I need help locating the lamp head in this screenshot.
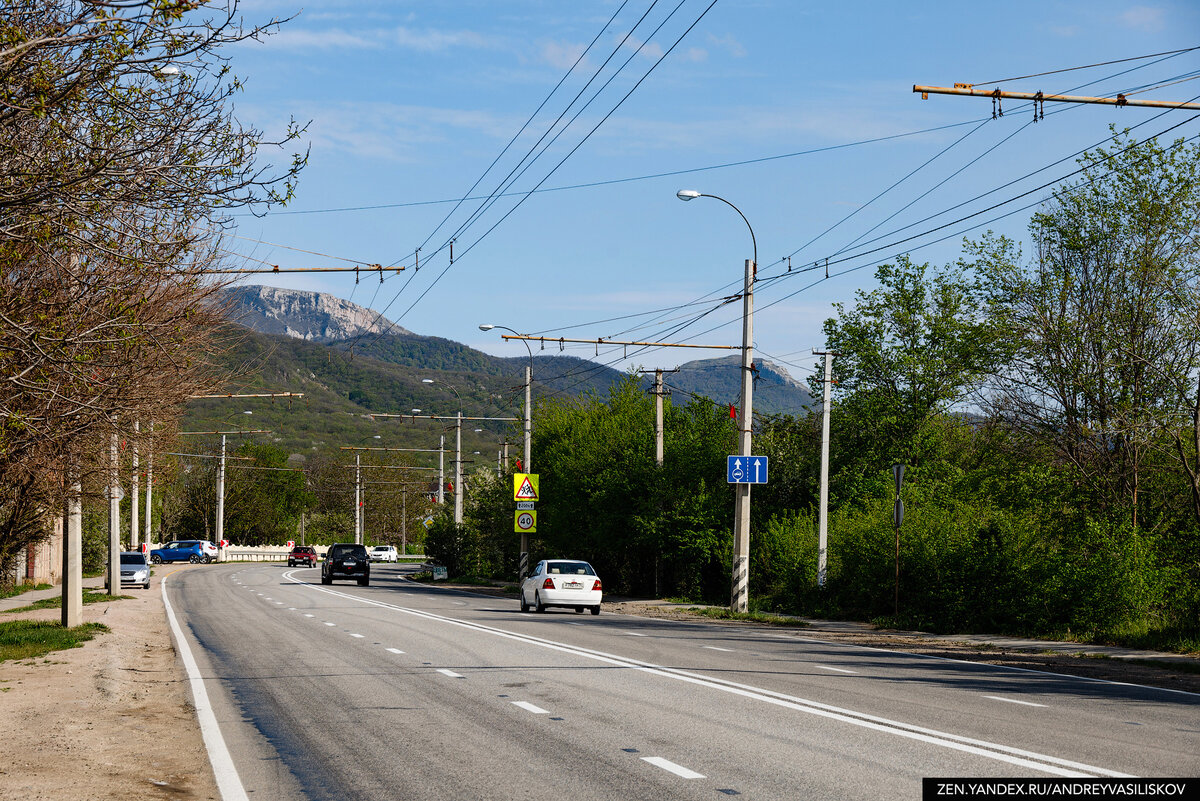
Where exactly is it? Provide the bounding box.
[676,189,701,201]
[478,324,495,331]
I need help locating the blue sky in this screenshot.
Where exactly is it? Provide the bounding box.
[224,0,1200,384]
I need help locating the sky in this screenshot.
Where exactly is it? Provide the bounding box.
[220,0,1200,386]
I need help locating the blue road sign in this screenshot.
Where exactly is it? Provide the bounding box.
[727,455,769,484]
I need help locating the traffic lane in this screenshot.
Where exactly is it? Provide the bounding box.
[276,577,1133,792]
[375,583,1199,778]
[175,565,775,800]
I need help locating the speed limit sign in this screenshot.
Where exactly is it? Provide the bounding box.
[514,510,537,533]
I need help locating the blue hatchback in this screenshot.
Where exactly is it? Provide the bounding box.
[150,540,213,564]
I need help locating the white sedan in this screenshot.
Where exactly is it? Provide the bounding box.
[369,545,398,562]
[520,559,602,615]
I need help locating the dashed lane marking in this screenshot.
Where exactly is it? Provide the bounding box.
[641,757,705,779]
[512,701,549,714]
[983,695,1047,708]
[349,633,365,638]
[386,648,405,654]
[436,669,464,678]
[703,646,734,652]
[814,665,857,674]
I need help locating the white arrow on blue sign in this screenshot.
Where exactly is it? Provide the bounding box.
[727,455,768,484]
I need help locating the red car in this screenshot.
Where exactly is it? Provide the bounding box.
[287,545,318,568]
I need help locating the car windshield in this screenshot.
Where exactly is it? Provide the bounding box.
[330,545,367,558]
[546,561,595,576]
[120,553,147,565]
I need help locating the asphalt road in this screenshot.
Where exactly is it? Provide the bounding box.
[166,563,1200,800]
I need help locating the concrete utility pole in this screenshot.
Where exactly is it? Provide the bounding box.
[814,350,840,588]
[131,420,139,550]
[401,490,407,555]
[639,369,679,467]
[144,423,153,546]
[454,411,463,526]
[108,432,120,595]
[438,435,445,505]
[216,435,226,546]
[354,452,362,544]
[62,472,82,627]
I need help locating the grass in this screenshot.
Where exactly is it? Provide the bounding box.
[682,607,810,627]
[5,589,133,613]
[0,620,109,663]
[0,582,52,601]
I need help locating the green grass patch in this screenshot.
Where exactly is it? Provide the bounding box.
[0,582,52,601]
[5,589,133,613]
[682,607,809,627]
[0,620,109,663]
[501,585,520,594]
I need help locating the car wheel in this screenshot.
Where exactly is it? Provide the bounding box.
[188,554,200,564]
[143,583,150,590]
[534,592,546,613]
[520,593,529,613]
[150,555,162,564]
[575,606,584,614]
[358,577,369,586]
[591,605,600,615]
[321,573,331,585]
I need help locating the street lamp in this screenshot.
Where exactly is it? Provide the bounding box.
[677,189,757,613]
[480,323,535,579]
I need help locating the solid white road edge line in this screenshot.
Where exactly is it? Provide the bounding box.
[983,695,1048,708]
[641,756,705,779]
[162,572,249,801]
[288,578,1132,780]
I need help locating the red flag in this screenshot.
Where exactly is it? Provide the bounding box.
[729,404,737,419]
[515,458,523,471]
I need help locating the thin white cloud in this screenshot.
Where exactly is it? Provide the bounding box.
[706,33,746,58]
[260,24,496,52]
[1118,5,1166,32]
[540,40,588,71]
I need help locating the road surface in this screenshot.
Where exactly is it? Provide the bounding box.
[164,563,1199,800]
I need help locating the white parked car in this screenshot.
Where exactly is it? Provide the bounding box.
[368,545,398,562]
[520,559,602,615]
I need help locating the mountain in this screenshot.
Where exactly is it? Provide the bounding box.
[220,285,412,342]
[668,355,813,416]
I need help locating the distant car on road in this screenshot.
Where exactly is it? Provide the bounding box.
[150,540,212,564]
[119,551,151,589]
[368,545,398,562]
[520,559,602,615]
[287,545,318,568]
[322,543,370,586]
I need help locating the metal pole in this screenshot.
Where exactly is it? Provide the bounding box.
[438,435,445,505]
[108,432,120,594]
[454,412,463,526]
[63,470,82,627]
[131,420,139,550]
[355,453,362,544]
[520,365,531,578]
[731,257,755,613]
[144,422,153,546]
[815,350,838,587]
[401,490,407,555]
[216,435,226,546]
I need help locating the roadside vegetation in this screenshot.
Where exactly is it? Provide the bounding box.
[4,590,133,614]
[0,621,109,663]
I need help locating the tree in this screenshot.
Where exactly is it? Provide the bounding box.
[818,255,1010,473]
[982,131,1200,525]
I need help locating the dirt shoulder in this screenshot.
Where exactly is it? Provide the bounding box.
[0,565,219,801]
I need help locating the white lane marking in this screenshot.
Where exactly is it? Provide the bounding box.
[287,607,296,610]
[349,633,365,638]
[983,695,1048,708]
[304,614,314,618]
[292,581,1130,778]
[323,622,336,627]
[702,646,734,652]
[386,648,405,654]
[814,664,858,674]
[512,701,549,714]
[437,669,464,678]
[622,631,647,637]
[161,574,250,801]
[274,602,284,605]
[641,757,705,779]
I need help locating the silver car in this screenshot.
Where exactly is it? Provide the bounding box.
[119,551,151,589]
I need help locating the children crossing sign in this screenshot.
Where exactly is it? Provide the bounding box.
[513,473,539,501]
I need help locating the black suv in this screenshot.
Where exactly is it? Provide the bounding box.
[322,543,370,586]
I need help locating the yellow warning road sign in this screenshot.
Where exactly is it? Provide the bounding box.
[513,473,539,502]
[514,510,537,532]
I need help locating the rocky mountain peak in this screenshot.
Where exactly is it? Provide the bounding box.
[219,285,411,342]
